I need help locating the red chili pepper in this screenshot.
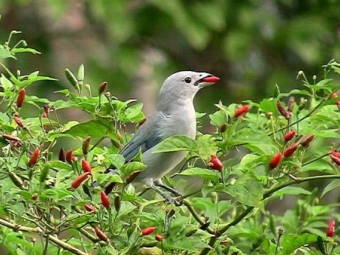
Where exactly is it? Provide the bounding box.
[284,130,296,142]
[93,226,109,242]
[58,148,65,162]
[330,154,340,165]
[234,105,251,117]
[299,134,314,147]
[16,88,26,108]
[98,81,107,94]
[65,150,74,164]
[326,220,336,238]
[142,226,156,236]
[81,159,92,173]
[28,148,40,167]
[331,150,340,158]
[3,134,21,142]
[100,190,110,209]
[283,143,298,157]
[84,204,96,213]
[269,152,283,169]
[155,234,164,242]
[71,172,90,189]
[14,116,25,129]
[276,101,291,119]
[207,155,223,171]
[82,136,91,155]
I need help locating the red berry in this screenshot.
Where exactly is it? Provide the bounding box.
[155,234,164,242]
[207,155,223,171]
[81,159,92,173]
[234,105,251,117]
[100,191,110,209]
[28,148,40,167]
[142,227,156,236]
[16,88,26,108]
[283,143,298,157]
[93,226,109,242]
[71,172,90,189]
[326,220,336,238]
[269,152,283,169]
[284,130,296,142]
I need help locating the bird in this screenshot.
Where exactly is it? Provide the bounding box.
[105,71,219,204]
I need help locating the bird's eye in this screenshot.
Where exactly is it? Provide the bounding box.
[184,77,192,83]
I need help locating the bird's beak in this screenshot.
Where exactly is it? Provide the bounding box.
[196,74,220,87]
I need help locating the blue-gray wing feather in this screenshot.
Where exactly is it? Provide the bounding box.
[105,113,164,173]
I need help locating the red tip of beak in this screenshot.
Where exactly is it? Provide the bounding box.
[202,76,220,83]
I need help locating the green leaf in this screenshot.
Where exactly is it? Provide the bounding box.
[107,154,125,169]
[281,234,318,255]
[271,187,312,198]
[224,174,263,207]
[153,135,197,153]
[0,48,15,59]
[321,179,340,197]
[64,120,109,138]
[121,161,146,175]
[178,167,219,182]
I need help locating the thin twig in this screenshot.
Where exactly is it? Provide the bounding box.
[0,218,88,255]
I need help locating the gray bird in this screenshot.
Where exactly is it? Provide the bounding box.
[105,71,219,204]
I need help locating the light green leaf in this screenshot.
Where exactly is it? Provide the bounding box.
[321,179,340,197]
[153,135,197,153]
[281,234,318,255]
[178,167,219,182]
[271,187,312,199]
[64,120,109,138]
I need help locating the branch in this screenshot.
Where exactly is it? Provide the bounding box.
[0,218,89,255]
[199,174,340,255]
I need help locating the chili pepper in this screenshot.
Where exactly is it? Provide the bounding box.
[65,150,74,164]
[84,204,96,213]
[269,152,283,169]
[126,170,141,184]
[276,101,291,119]
[71,172,90,189]
[14,116,25,129]
[284,130,296,142]
[98,81,107,94]
[155,234,164,242]
[299,134,314,147]
[58,148,65,162]
[234,105,250,117]
[142,226,156,236]
[100,190,110,209]
[28,148,40,167]
[326,220,336,238]
[207,155,223,171]
[330,154,340,165]
[93,226,109,242]
[104,182,116,195]
[114,195,121,212]
[283,143,298,157]
[81,159,92,173]
[16,88,26,108]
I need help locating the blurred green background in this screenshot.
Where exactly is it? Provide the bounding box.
[1,0,340,117]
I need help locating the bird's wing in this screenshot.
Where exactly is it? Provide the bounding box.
[119,112,166,163]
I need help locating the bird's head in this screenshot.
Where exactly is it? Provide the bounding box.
[158,71,219,104]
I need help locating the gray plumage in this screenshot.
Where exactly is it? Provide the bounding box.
[106,71,219,202]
